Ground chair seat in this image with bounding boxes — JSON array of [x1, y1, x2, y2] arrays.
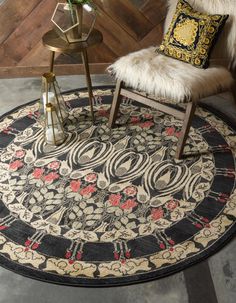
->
[[108, 47, 234, 103]]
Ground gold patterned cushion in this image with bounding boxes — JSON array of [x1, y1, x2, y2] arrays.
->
[[157, 0, 228, 68]]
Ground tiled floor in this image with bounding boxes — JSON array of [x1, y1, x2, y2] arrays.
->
[[0, 75, 235, 303]]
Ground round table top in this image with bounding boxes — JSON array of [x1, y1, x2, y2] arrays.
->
[[42, 28, 103, 53]]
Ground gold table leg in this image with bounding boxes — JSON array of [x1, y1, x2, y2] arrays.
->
[[81, 49, 95, 124], [50, 51, 55, 73]]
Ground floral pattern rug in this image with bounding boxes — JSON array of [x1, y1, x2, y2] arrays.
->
[[0, 87, 235, 286]]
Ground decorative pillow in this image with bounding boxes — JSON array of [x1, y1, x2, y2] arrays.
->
[[157, 0, 228, 68]]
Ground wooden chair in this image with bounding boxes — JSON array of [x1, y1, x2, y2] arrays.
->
[[108, 0, 236, 159]]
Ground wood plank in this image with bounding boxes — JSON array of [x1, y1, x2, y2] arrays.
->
[[0, 0, 42, 44], [55, 53, 81, 65], [93, 9, 140, 56], [0, 0, 57, 66], [139, 23, 164, 48], [93, 0, 154, 40], [140, 0, 167, 25], [0, 63, 110, 78], [87, 43, 117, 63], [18, 40, 60, 67], [0, 0, 168, 77], [55, 42, 116, 65], [129, 0, 147, 9]]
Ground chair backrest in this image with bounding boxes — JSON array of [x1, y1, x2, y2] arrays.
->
[[164, 0, 236, 69]]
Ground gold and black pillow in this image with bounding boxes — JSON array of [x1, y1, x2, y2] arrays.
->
[[157, 0, 228, 68]]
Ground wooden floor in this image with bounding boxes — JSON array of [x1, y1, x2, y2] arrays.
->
[[0, 0, 166, 78]]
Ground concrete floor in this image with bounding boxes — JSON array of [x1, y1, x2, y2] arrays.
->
[[0, 75, 235, 303]]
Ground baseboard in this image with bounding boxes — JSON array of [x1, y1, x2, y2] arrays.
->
[[0, 63, 110, 78]]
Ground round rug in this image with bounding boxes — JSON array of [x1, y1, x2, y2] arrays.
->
[[0, 86, 235, 287]]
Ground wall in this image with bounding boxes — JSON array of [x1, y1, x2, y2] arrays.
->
[[0, 0, 166, 78]]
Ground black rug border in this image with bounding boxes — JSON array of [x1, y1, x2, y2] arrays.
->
[[0, 85, 235, 287], [0, 224, 235, 288]]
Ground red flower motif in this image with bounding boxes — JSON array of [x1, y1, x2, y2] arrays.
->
[[76, 251, 82, 260], [80, 184, 96, 196], [166, 127, 175, 136], [32, 168, 44, 179], [151, 208, 164, 221], [125, 250, 131, 259], [143, 113, 153, 119], [97, 109, 109, 117], [195, 223, 203, 229], [175, 131, 181, 138], [139, 121, 154, 128], [202, 217, 209, 223], [2, 128, 10, 134], [44, 172, 59, 183], [114, 251, 120, 260], [65, 250, 72, 259], [108, 194, 122, 206], [131, 116, 140, 124], [70, 180, 81, 192], [166, 200, 178, 210], [9, 160, 24, 171], [85, 173, 97, 183], [48, 161, 60, 170], [32, 242, 40, 250], [159, 242, 165, 250], [15, 150, 25, 158], [124, 186, 137, 197], [0, 225, 8, 231], [168, 239, 175, 246], [166, 127, 181, 138], [121, 199, 138, 210]]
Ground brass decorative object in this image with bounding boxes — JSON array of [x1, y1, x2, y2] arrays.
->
[[39, 72, 68, 125], [45, 103, 66, 146], [42, 28, 103, 124], [51, 2, 96, 44]]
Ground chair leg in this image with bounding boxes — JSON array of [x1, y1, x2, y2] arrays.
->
[[108, 80, 123, 128], [176, 101, 197, 159]]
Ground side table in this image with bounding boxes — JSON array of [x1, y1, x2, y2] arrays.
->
[[42, 29, 103, 123]]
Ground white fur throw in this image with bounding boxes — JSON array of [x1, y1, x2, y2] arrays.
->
[[108, 47, 233, 103]]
